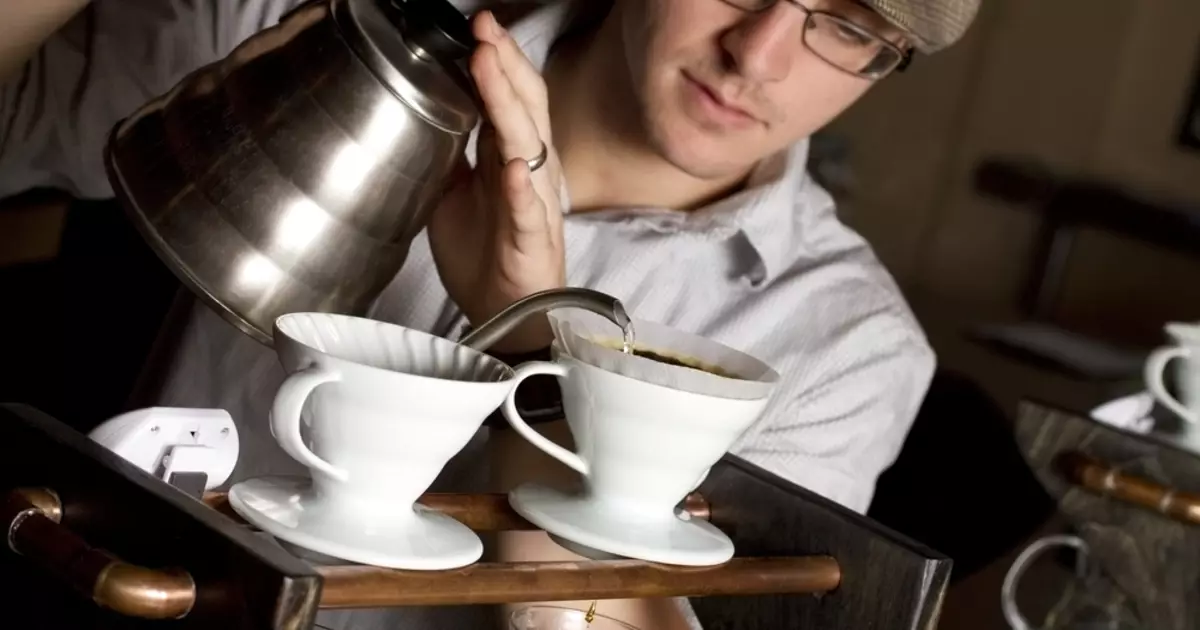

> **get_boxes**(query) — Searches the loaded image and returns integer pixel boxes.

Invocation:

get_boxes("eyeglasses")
[719,0,912,79]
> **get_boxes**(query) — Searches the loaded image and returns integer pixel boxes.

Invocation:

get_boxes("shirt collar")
[502,2,836,284]
[730,140,836,283]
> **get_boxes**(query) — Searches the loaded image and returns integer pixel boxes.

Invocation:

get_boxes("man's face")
[616,0,903,179]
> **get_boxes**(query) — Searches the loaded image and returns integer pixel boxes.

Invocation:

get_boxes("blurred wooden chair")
[966,159,1200,381]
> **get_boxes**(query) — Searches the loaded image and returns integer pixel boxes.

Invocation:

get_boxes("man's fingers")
[474,122,502,185]
[469,42,543,166]
[544,175,565,253]
[472,10,551,137]
[480,121,557,235]
[468,11,560,267]
[499,159,550,241]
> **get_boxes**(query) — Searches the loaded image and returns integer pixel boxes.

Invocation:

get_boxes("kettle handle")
[271,365,350,482]
[381,0,482,109]
[390,0,475,60]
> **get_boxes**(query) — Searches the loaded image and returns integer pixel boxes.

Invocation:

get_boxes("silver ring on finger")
[509,142,548,173]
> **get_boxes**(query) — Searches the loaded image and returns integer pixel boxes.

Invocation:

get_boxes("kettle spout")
[459,288,631,353]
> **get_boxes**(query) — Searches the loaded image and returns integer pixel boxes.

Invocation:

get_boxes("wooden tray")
[1015,401,1200,630]
[0,403,950,629]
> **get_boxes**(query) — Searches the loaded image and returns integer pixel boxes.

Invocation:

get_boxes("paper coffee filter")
[548,310,779,400]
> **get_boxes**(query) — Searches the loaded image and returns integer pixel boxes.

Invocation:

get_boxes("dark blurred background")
[822,2,1200,626]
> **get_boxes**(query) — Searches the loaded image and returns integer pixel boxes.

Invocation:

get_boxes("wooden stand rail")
[1,404,953,630]
[7,487,840,618]
[1057,451,1200,526]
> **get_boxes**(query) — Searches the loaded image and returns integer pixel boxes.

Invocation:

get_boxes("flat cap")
[864,0,982,52]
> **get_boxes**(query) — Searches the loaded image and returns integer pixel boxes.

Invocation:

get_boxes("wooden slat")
[1015,400,1200,629]
[690,456,951,630]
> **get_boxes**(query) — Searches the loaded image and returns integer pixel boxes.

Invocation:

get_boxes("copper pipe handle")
[318,556,842,608]
[3,488,197,620]
[1056,451,1200,526]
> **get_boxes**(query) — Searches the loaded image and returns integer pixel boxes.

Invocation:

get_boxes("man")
[0,0,979,627]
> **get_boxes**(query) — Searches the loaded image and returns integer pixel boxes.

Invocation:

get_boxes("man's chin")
[647,122,753,180]
[659,141,750,181]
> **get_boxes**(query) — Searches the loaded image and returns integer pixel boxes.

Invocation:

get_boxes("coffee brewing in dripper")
[547,311,778,400]
[598,341,735,378]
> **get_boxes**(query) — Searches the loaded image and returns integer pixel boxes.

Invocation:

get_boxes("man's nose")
[720,3,797,83]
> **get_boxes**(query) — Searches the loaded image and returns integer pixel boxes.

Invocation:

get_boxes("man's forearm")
[0,0,90,82]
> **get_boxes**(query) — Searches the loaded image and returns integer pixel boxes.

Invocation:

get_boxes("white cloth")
[1,1,935,627]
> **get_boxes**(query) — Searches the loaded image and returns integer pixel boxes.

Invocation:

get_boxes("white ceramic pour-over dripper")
[228,313,516,570]
[506,351,763,511]
[502,334,777,566]
[1145,321,1200,425]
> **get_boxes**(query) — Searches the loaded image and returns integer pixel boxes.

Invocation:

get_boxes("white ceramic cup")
[271,313,515,522]
[1144,322,1200,425]
[501,344,771,520]
[1001,535,1143,630]
[1001,535,1089,630]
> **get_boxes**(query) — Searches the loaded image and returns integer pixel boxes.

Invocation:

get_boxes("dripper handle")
[271,365,350,482]
[501,361,588,476]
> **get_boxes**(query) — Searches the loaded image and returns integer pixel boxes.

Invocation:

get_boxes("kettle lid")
[340,0,479,133]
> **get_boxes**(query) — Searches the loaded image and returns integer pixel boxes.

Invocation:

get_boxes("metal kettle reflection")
[104,0,479,345]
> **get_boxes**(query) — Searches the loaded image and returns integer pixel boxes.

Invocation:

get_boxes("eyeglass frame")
[720,0,915,79]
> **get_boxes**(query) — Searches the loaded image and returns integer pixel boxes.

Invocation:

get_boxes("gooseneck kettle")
[105,0,630,349]
[105,0,485,345]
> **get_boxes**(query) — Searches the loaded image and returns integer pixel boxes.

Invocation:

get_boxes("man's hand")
[428,10,566,354]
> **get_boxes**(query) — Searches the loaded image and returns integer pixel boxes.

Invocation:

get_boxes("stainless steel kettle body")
[105,0,479,344]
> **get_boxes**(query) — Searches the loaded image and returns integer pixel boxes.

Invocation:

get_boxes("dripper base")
[547,534,625,561]
[509,482,733,567]
[229,475,483,570]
